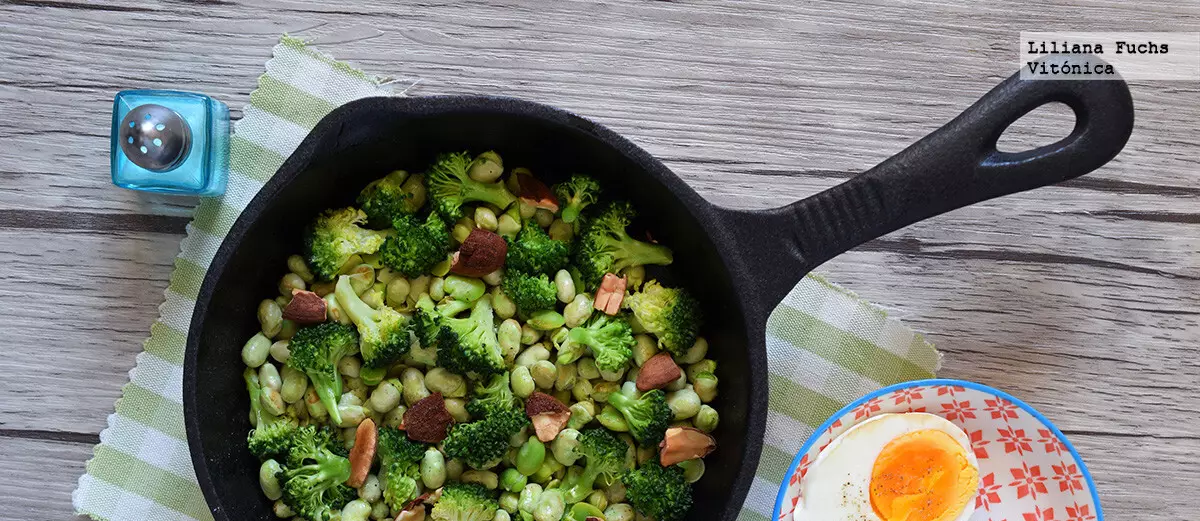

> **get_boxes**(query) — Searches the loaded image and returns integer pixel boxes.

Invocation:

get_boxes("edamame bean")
[375,266,397,285]
[667,388,702,420]
[571,378,593,403]
[370,501,390,520]
[382,405,406,428]
[530,361,557,389]
[277,319,297,340]
[518,199,538,220]
[242,333,271,368]
[357,474,381,502]
[515,344,551,367]
[550,428,581,466]
[401,367,430,406]
[520,324,542,345]
[511,365,535,398]
[533,488,565,521]
[287,254,315,283]
[500,491,520,514]
[429,276,446,301]
[337,405,368,427]
[555,363,577,391]
[258,299,284,338]
[279,273,306,296]
[421,447,446,489]
[341,499,372,521]
[632,335,658,367]
[492,287,517,319]
[482,269,504,286]
[386,278,411,308]
[533,208,555,229]
[311,280,335,297]
[305,386,328,420]
[598,366,626,383]
[446,458,465,481]
[462,470,499,489]
[694,404,719,432]
[566,401,595,430]
[493,510,511,521]
[562,294,593,328]
[280,366,307,404]
[498,319,522,362]
[497,212,522,237]
[548,219,573,243]
[259,459,283,500]
[591,381,619,403]
[409,276,431,302]
[604,503,634,521]
[425,368,467,397]
[519,483,544,514]
[666,370,689,391]
[475,206,499,231]
[367,379,403,413]
[679,458,705,483]
[678,336,708,365]
[338,356,362,379]
[528,310,565,330]
[576,358,600,380]
[605,482,627,504]
[586,490,608,512]
[516,438,546,476]
[325,294,350,324]
[510,427,530,448]
[597,404,629,432]
[687,359,717,382]
[469,151,504,182]
[269,340,291,364]
[431,256,452,278]
[272,499,294,518]
[401,173,427,211]
[444,398,470,423]
[553,269,576,304]
[359,366,385,387]
[261,387,286,416]
[636,444,655,466]
[445,275,487,303]
[500,467,527,492]
[259,362,282,391]
[693,372,718,402]
[345,377,367,396]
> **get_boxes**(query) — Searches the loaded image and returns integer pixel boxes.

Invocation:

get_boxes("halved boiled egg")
[796,412,979,521]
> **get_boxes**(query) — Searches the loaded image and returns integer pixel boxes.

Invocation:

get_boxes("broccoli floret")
[560,428,629,504]
[623,461,693,521]
[430,482,499,521]
[573,202,673,290]
[376,426,427,511]
[426,151,517,221]
[358,170,421,227]
[244,368,298,460]
[501,271,557,317]
[506,225,569,274]
[466,372,519,419]
[379,213,451,278]
[625,280,703,357]
[305,207,391,281]
[286,322,359,425]
[280,425,355,521]
[567,314,634,373]
[334,275,410,369]
[606,389,672,447]
[411,293,474,351]
[552,174,601,224]
[437,296,506,376]
[443,409,529,470]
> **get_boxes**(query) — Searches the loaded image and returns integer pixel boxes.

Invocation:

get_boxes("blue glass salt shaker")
[110,90,229,196]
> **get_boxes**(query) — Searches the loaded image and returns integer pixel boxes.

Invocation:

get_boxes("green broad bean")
[444,398,470,423]
[555,362,577,391]
[408,276,431,302]
[429,276,446,301]
[401,367,430,406]
[361,285,385,309]
[358,474,381,502]
[272,500,294,518]
[598,366,626,382]
[498,319,522,362]
[401,173,427,211]
[550,428,581,466]
[370,501,389,520]
[242,333,271,368]
[341,499,372,521]
[552,389,572,405]
[511,366,536,398]
[337,405,368,427]
[407,342,437,367]
[338,255,364,276]
[346,264,375,294]
[571,378,593,403]
[280,366,307,404]
[548,219,573,243]
[492,287,517,319]
[666,370,689,392]
[504,446,519,468]
[566,401,595,430]
[591,381,619,403]
[445,275,487,303]
[627,365,640,383]
[528,310,565,330]
[626,313,646,334]
[667,388,702,420]
[287,254,315,283]
[274,295,290,310]
[325,294,350,324]
[678,458,705,483]
[279,272,306,296]
[375,266,397,285]
[386,277,411,308]
[518,483,544,514]
[421,447,446,489]
[553,269,576,304]
[446,458,465,481]
[475,206,499,231]
[516,438,546,476]
[500,491,521,514]
[555,339,584,366]
[469,151,504,182]
[259,362,282,391]
[577,358,600,380]
[277,319,297,340]
[597,404,629,432]
[621,264,645,291]
[518,199,538,220]
[287,401,308,423]
[533,208,555,229]
[452,222,473,244]
[533,489,565,521]
[338,356,362,378]
[382,405,406,429]
[259,459,283,500]
[519,343,550,367]
[367,379,402,413]
[501,468,528,492]
[493,510,511,521]
[694,405,719,432]
[586,489,608,512]
[620,381,639,399]
[359,367,386,387]
[360,253,383,269]
[693,372,718,403]
[530,361,557,389]
[686,359,717,382]
[497,212,522,237]
[632,335,658,367]
[462,470,499,489]
[510,428,530,448]
[431,255,453,278]
[261,387,286,416]
[425,367,467,397]
[269,340,291,364]
[605,482,626,504]
[258,299,283,338]
[568,503,604,521]
[482,269,504,286]
[562,294,593,329]
[520,324,543,345]
[345,377,367,395]
[636,444,655,466]
[678,336,708,365]
[304,386,328,420]
[604,503,634,521]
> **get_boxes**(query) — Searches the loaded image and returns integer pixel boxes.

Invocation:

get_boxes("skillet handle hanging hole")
[719,57,1134,319]
[995,102,1075,154]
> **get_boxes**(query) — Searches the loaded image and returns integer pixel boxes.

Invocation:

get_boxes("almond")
[525,392,572,442]
[515,173,560,213]
[403,393,454,443]
[636,352,682,392]
[593,273,627,315]
[525,391,569,416]
[395,507,425,521]
[451,229,508,277]
[347,418,377,488]
[659,426,716,466]
[283,289,327,324]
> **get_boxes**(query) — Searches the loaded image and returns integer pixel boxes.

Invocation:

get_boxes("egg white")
[794,413,978,521]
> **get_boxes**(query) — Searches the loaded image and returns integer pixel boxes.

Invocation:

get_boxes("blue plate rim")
[770,378,1104,521]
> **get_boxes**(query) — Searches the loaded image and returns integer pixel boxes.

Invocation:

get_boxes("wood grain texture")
[0,1,1196,520]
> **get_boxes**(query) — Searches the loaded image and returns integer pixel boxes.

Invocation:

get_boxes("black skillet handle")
[721,69,1134,317]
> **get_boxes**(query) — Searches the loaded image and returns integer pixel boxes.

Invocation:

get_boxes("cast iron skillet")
[185,70,1133,521]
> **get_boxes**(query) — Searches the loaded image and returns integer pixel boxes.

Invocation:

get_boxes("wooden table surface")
[1,1,1196,520]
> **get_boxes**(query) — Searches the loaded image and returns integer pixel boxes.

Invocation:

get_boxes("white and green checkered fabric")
[72,34,940,521]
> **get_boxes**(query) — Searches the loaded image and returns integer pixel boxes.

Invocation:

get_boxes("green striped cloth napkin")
[72,34,941,521]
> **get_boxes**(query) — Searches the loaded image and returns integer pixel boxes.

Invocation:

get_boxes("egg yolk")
[869,429,979,521]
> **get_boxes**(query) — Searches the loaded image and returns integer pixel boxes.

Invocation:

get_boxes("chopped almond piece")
[525,391,569,416]
[525,392,572,442]
[347,418,377,488]
[283,289,327,324]
[515,173,560,212]
[636,352,682,391]
[395,507,425,521]
[659,426,716,466]
[593,273,627,315]
[403,393,454,443]
[451,229,507,277]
